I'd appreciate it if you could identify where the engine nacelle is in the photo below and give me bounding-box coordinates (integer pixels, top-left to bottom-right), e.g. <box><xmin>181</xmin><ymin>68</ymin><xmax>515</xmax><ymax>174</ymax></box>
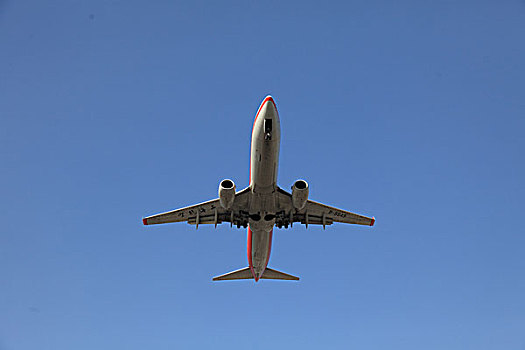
<box><xmin>292</xmin><ymin>179</ymin><xmax>309</xmax><ymax>210</ymax></box>
<box><xmin>219</xmin><ymin>179</ymin><xmax>236</xmax><ymax>209</ymax></box>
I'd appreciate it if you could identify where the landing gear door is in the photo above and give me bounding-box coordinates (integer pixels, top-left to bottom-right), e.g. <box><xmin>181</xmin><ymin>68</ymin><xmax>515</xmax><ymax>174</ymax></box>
<box><xmin>264</xmin><ymin>119</ymin><xmax>272</xmax><ymax>140</ymax></box>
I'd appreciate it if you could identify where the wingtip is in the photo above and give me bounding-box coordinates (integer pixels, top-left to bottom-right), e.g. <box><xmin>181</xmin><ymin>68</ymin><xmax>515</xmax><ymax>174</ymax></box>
<box><xmin>142</xmin><ymin>218</ymin><xmax>148</xmax><ymax>226</ymax></box>
<box><xmin>370</xmin><ymin>217</ymin><xmax>375</xmax><ymax>226</ymax></box>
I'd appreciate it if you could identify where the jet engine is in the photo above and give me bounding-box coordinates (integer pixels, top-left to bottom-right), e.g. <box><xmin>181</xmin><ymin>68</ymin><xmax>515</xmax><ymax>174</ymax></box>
<box><xmin>219</xmin><ymin>179</ymin><xmax>236</xmax><ymax>209</ymax></box>
<box><xmin>291</xmin><ymin>179</ymin><xmax>309</xmax><ymax>210</ymax></box>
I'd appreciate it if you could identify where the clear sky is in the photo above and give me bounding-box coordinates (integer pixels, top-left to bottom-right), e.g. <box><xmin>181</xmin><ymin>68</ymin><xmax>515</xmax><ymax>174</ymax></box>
<box><xmin>1</xmin><ymin>1</ymin><xmax>524</xmax><ymax>349</ymax></box>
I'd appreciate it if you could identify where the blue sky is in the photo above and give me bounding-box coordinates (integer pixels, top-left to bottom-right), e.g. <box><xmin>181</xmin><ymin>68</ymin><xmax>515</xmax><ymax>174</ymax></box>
<box><xmin>1</xmin><ymin>1</ymin><xmax>524</xmax><ymax>349</ymax></box>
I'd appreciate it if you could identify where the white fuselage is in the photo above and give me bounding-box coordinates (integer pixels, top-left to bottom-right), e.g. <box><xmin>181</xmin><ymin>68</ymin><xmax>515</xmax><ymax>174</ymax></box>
<box><xmin>247</xmin><ymin>96</ymin><xmax>281</xmax><ymax>281</ymax></box>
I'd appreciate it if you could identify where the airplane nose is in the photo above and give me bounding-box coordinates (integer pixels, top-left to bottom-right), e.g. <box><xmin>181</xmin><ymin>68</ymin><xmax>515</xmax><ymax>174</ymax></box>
<box><xmin>261</xmin><ymin>96</ymin><xmax>277</xmax><ymax>118</ymax></box>
<box><xmin>253</xmin><ymin>95</ymin><xmax>279</xmax><ymax>141</ymax></box>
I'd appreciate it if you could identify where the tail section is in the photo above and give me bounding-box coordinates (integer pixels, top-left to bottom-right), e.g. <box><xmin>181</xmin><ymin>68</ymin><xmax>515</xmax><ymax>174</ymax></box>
<box><xmin>212</xmin><ymin>267</ymin><xmax>253</xmax><ymax>281</ymax></box>
<box><xmin>261</xmin><ymin>267</ymin><xmax>299</xmax><ymax>281</ymax></box>
<box><xmin>212</xmin><ymin>267</ymin><xmax>299</xmax><ymax>281</ymax></box>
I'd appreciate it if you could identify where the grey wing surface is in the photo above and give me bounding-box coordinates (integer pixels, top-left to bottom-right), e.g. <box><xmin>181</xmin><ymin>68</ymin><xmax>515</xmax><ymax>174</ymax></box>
<box><xmin>143</xmin><ymin>187</ymin><xmax>251</xmax><ymax>228</ymax></box>
<box><xmin>275</xmin><ymin>187</ymin><xmax>375</xmax><ymax>228</ymax></box>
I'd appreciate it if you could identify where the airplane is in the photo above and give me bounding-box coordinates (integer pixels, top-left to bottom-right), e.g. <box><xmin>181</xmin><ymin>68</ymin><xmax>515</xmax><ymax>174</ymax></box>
<box><xmin>142</xmin><ymin>96</ymin><xmax>375</xmax><ymax>282</ymax></box>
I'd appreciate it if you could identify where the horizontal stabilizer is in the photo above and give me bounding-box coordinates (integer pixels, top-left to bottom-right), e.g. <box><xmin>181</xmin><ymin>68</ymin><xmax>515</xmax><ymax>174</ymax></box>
<box><xmin>212</xmin><ymin>267</ymin><xmax>253</xmax><ymax>281</ymax></box>
<box><xmin>261</xmin><ymin>267</ymin><xmax>299</xmax><ymax>281</ymax></box>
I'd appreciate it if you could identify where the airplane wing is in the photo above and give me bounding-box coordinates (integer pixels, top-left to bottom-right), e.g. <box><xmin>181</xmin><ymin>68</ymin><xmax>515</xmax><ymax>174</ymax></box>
<box><xmin>143</xmin><ymin>187</ymin><xmax>251</xmax><ymax>228</ymax></box>
<box><xmin>275</xmin><ymin>187</ymin><xmax>375</xmax><ymax>229</ymax></box>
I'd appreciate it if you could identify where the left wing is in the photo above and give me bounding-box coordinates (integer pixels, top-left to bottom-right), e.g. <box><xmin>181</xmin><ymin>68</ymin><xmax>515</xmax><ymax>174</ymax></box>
<box><xmin>275</xmin><ymin>187</ymin><xmax>375</xmax><ymax>229</ymax></box>
<box><xmin>143</xmin><ymin>187</ymin><xmax>251</xmax><ymax>228</ymax></box>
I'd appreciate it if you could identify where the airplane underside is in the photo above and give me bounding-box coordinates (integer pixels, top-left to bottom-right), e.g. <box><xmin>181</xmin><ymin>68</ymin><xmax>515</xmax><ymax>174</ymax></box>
<box><xmin>143</xmin><ymin>96</ymin><xmax>375</xmax><ymax>282</ymax></box>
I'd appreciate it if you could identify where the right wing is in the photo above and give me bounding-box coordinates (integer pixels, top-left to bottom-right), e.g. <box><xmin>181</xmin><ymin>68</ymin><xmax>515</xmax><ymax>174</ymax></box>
<box><xmin>301</xmin><ymin>199</ymin><xmax>375</xmax><ymax>227</ymax></box>
<box><xmin>143</xmin><ymin>187</ymin><xmax>251</xmax><ymax>228</ymax></box>
<box><xmin>275</xmin><ymin>187</ymin><xmax>375</xmax><ymax>228</ymax></box>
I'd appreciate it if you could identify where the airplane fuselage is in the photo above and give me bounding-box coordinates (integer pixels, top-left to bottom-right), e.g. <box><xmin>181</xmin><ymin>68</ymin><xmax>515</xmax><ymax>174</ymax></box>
<box><xmin>248</xmin><ymin>96</ymin><xmax>281</xmax><ymax>281</ymax></box>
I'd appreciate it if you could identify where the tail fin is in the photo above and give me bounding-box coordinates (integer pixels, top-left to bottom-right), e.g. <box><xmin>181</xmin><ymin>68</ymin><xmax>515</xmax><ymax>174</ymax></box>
<box><xmin>261</xmin><ymin>267</ymin><xmax>299</xmax><ymax>281</ymax></box>
<box><xmin>212</xmin><ymin>267</ymin><xmax>253</xmax><ymax>281</ymax></box>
